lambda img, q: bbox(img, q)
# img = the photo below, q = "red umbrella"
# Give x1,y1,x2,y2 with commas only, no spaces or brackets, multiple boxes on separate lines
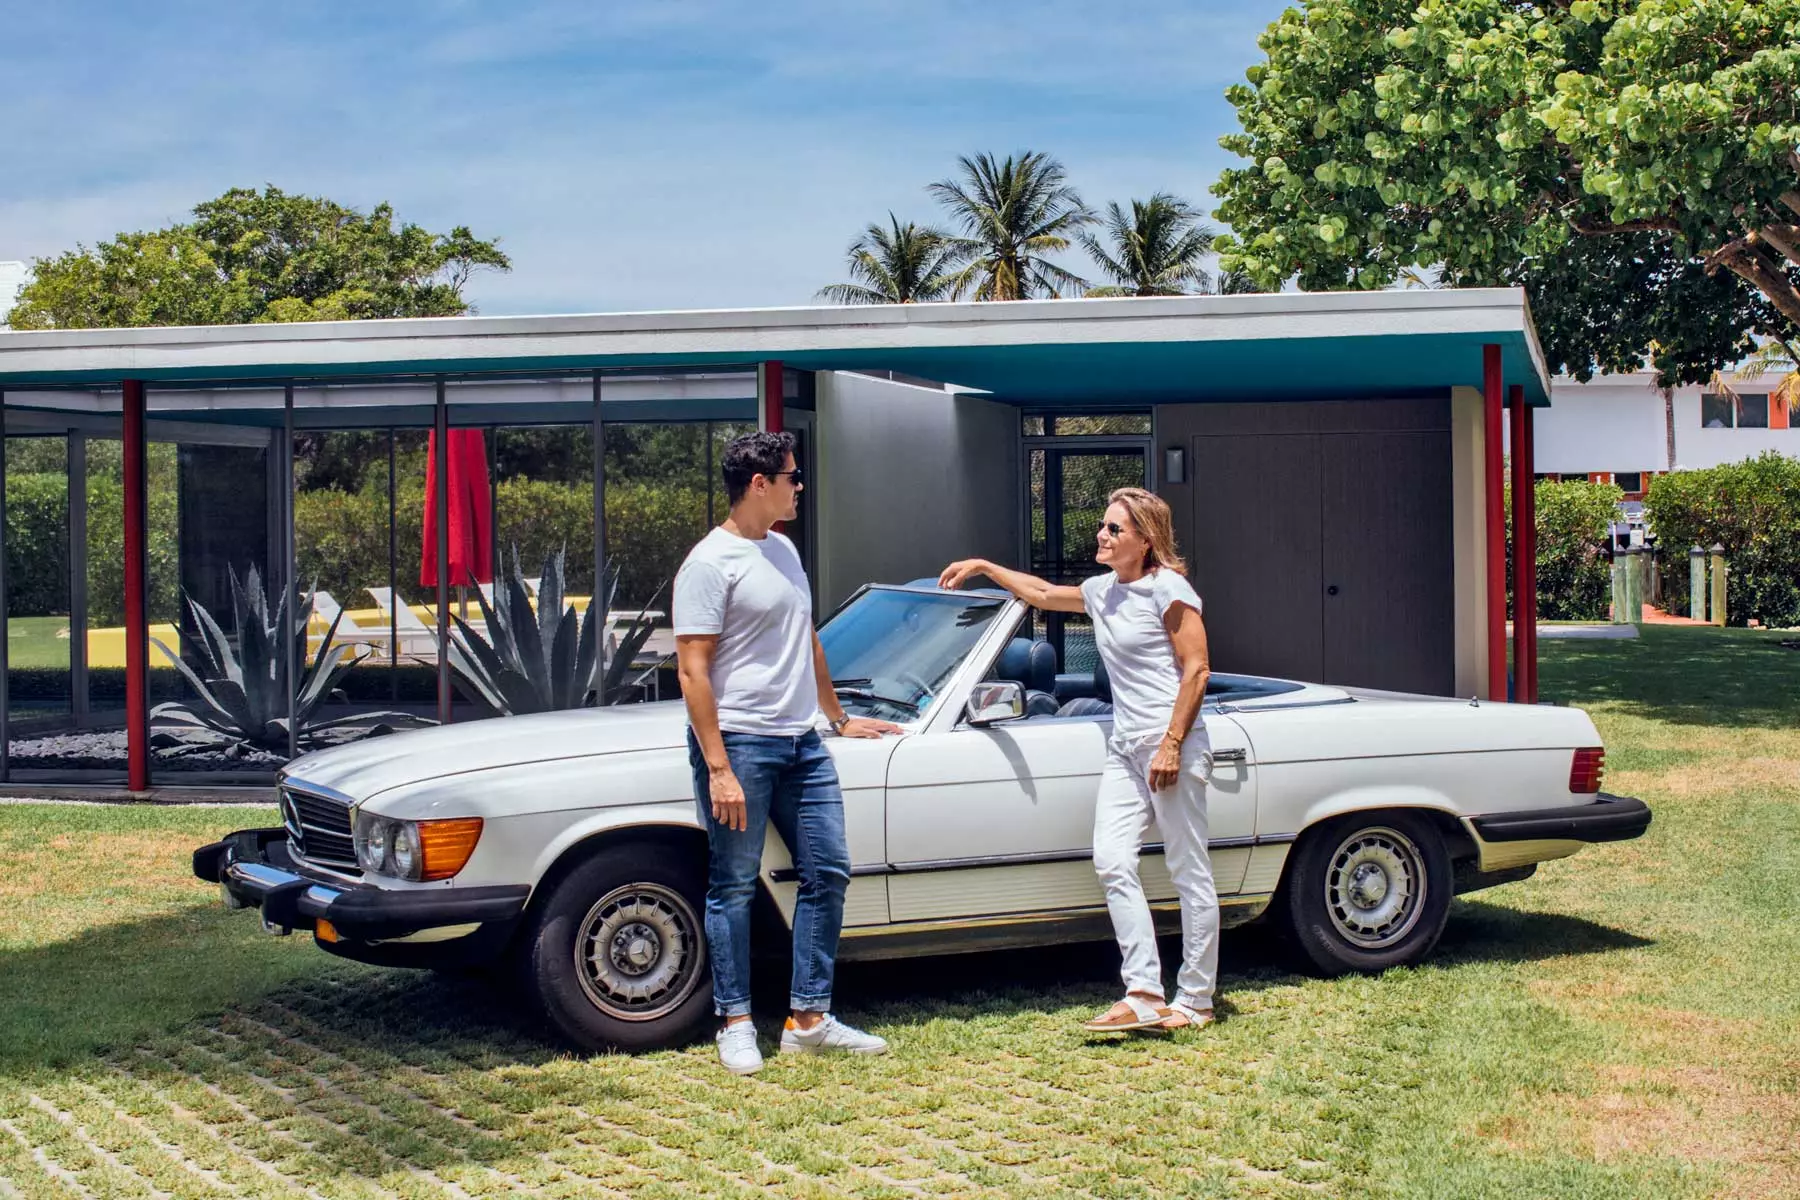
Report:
420,429,494,588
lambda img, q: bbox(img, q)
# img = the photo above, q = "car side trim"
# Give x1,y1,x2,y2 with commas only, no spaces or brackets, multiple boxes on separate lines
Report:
768,834,1295,883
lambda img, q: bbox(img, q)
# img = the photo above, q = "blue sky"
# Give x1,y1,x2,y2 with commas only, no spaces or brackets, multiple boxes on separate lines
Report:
2,1,1291,315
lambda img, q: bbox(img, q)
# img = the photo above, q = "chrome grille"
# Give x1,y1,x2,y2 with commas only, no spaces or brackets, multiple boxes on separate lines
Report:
279,783,357,870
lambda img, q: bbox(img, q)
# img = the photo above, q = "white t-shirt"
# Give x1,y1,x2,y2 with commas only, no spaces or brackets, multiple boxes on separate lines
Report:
1080,568,1206,741
673,527,819,736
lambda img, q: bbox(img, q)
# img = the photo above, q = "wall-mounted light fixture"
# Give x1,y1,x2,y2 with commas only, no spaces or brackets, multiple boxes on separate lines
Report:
1164,446,1186,485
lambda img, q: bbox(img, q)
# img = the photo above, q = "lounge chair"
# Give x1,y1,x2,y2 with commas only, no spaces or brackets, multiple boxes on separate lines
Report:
364,587,443,661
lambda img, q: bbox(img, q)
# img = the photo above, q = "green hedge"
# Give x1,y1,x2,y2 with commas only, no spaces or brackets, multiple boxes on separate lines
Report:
1508,478,1620,622
291,477,702,611
1644,453,1800,628
4,470,179,625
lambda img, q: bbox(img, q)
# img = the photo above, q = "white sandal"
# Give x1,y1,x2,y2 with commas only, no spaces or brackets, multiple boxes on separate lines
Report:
1160,1001,1216,1030
1081,994,1172,1032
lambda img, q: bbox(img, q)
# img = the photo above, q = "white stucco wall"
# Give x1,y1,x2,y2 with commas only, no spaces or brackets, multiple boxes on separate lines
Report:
1525,369,1796,473
812,371,1020,612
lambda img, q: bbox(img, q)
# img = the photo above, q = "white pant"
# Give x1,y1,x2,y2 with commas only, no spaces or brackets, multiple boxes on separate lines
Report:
1092,732,1219,1011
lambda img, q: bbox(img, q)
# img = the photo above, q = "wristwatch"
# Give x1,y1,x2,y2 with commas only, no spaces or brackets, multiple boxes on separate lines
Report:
830,713,851,734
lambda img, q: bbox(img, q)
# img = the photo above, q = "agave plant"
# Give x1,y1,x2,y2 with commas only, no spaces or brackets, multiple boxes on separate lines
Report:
151,565,431,754
447,547,668,717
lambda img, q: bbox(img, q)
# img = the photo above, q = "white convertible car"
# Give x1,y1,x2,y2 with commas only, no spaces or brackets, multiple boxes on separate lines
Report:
196,583,1650,1051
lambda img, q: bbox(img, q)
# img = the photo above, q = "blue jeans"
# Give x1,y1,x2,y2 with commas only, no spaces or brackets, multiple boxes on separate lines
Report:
688,728,851,1017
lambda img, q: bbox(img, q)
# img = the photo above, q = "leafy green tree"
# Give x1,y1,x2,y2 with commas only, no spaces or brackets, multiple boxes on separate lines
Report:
928,152,1093,300
817,215,967,304
1212,0,1800,383
1080,194,1220,296
8,185,509,329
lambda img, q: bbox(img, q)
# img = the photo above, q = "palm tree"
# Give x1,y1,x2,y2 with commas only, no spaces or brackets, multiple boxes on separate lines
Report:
1080,194,1219,296
816,215,966,305
927,151,1093,300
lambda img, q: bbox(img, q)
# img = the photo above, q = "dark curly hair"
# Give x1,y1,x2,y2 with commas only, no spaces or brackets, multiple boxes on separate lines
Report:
721,430,797,505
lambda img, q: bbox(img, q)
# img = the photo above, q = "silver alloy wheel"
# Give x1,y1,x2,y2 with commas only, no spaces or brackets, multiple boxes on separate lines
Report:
574,883,704,1022
1323,826,1427,949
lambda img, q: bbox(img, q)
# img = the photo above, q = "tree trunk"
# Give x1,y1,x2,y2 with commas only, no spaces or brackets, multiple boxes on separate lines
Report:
1663,385,1676,470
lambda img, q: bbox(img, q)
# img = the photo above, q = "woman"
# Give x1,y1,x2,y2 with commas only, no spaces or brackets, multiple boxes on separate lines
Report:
939,487,1216,1031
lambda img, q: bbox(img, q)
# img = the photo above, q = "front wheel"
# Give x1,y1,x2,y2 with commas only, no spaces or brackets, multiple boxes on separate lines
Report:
1279,811,1453,975
520,844,714,1052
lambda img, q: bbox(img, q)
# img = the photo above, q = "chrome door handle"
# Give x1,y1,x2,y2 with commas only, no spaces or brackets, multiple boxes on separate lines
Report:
1213,747,1247,763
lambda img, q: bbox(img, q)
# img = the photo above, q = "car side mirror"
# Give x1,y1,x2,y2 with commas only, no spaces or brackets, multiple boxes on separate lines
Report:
967,680,1025,727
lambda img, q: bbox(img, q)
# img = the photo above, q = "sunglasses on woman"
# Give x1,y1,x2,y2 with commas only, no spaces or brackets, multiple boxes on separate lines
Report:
1096,520,1129,537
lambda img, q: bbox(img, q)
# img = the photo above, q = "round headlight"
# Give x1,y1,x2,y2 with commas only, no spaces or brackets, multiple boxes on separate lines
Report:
354,817,383,872
390,822,420,879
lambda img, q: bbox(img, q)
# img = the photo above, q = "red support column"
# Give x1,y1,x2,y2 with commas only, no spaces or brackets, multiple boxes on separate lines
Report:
1483,345,1506,701
1509,384,1528,704
757,360,784,435
1522,402,1540,703
122,379,150,791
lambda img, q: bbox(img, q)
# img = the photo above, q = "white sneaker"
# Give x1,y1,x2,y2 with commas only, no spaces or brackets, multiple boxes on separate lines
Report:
716,1021,764,1074
779,1015,889,1056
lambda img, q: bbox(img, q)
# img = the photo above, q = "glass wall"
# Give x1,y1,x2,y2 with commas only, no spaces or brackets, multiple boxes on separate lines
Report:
3,374,759,787
4,435,73,775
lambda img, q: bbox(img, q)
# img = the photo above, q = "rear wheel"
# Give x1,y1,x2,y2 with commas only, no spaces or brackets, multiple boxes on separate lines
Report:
1279,811,1452,975
521,843,713,1052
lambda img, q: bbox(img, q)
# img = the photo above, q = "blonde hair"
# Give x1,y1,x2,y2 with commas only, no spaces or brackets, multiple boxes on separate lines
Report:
1108,486,1187,575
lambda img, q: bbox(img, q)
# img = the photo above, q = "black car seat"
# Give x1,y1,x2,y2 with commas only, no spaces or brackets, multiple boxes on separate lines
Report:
994,638,1062,718
1056,656,1113,718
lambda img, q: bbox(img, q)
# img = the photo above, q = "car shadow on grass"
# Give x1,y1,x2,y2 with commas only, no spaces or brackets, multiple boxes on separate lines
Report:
0,897,1653,1082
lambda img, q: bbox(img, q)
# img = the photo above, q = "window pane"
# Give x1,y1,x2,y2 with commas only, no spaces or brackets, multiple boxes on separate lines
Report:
1736,393,1770,429
5,436,73,771
1022,415,1045,436
1049,414,1152,436
1700,393,1734,428
1614,472,1642,493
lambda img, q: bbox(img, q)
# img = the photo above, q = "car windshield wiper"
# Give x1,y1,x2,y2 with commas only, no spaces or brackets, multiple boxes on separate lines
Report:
831,680,920,714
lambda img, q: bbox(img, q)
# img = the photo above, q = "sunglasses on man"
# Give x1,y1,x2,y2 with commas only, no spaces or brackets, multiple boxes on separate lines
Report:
765,467,804,486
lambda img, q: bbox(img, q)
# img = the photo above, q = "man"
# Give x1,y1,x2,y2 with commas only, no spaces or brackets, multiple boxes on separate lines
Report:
674,430,901,1075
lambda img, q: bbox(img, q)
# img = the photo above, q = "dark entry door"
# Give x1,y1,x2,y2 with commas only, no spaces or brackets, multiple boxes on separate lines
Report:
1320,431,1453,693
1185,434,1325,684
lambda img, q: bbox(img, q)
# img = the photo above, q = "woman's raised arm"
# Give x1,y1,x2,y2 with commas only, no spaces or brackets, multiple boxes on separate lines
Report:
938,558,1086,613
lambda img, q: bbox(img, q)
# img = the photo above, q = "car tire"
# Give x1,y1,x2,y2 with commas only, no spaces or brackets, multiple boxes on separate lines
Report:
520,843,714,1052
1278,810,1453,975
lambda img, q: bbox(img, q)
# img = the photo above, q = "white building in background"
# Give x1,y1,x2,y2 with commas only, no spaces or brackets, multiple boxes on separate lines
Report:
1526,367,1796,499
0,262,29,323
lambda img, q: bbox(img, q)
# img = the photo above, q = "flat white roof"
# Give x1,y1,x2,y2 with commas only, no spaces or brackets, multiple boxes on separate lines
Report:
0,288,1552,405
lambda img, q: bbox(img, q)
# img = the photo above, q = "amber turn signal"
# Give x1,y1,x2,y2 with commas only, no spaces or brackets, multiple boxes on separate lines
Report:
315,917,341,943
417,817,484,881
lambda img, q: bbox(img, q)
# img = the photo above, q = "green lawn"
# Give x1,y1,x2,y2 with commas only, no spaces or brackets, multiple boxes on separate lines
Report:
1,625,1796,1198
6,615,70,669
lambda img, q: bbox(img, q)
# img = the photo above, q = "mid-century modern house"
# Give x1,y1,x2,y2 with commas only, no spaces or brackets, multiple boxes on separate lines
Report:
0,289,1549,792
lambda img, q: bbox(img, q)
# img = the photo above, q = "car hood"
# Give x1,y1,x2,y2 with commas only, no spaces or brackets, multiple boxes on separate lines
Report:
283,701,694,802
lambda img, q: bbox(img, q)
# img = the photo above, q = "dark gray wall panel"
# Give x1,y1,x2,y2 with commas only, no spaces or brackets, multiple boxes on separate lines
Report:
1156,398,1456,694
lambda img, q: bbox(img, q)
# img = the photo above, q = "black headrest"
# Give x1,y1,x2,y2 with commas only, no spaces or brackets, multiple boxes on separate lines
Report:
996,637,1058,695
996,638,1033,688
1025,640,1058,694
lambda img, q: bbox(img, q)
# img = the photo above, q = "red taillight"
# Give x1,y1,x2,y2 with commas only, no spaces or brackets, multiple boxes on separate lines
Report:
1569,747,1605,794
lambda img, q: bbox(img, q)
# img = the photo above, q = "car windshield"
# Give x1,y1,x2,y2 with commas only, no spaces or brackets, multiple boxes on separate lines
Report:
819,587,1007,721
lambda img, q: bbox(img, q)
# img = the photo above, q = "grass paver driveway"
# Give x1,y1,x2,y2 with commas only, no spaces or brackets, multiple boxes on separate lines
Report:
1,625,1796,1198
